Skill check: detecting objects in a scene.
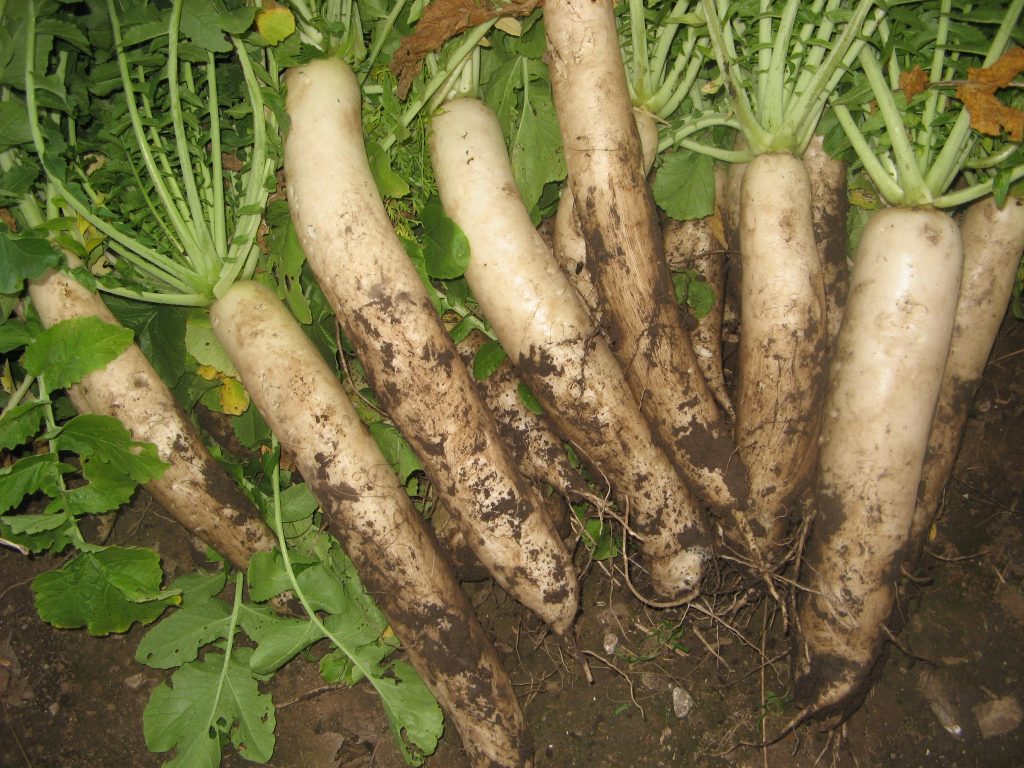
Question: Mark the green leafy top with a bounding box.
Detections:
[698,0,882,157]
[23,0,279,306]
[828,0,1024,208]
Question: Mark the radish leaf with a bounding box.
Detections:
[0,401,44,451]
[653,151,716,221]
[421,201,470,279]
[106,297,188,388]
[136,595,234,669]
[23,316,133,392]
[369,421,423,483]
[0,453,64,514]
[32,547,174,635]
[472,340,507,380]
[55,413,169,485]
[0,232,61,293]
[143,647,276,766]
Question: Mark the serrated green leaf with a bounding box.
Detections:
[653,151,716,221]
[0,401,44,451]
[368,422,422,483]
[248,615,325,674]
[23,316,133,392]
[231,402,271,449]
[247,549,293,603]
[186,316,238,377]
[144,649,275,765]
[672,269,716,319]
[0,101,33,151]
[4,510,70,534]
[55,413,169,485]
[0,452,64,514]
[32,547,172,635]
[472,340,507,380]
[180,0,233,53]
[56,457,139,516]
[377,659,443,765]
[0,232,62,293]
[136,597,233,669]
[280,482,318,524]
[296,564,349,614]
[421,202,470,279]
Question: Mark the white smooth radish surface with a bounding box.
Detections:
[431,98,711,600]
[283,57,576,632]
[210,281,533,768]
[28,269,276,569]
[796,207,962,716]
[910,195,1024,558]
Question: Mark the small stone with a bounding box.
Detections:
[48,702,60,716]
[602,632,619,655]
[124,672,147,691]
[973,695,1022,739]
[672,686,694,719]
[658,726,673,746]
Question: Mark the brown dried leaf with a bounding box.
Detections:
[956,47,1024,142]
[390,0,541,99]
[899,66,929,103]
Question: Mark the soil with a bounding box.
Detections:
[2,316,1023,768]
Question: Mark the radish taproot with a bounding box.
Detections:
[430,97,712,600]
[545,0,748,516]
[662,212,733,420]
[734,152,826,556]
[211,280,533,768]
[27,267,277,570]
[797,1,1023,715]
[908,195,1024,562]
[699,0,879,564]
[283,57,577,632]
[454,331,587,527]
[795,208,962,716]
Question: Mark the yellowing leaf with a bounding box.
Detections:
[256,4,295,46]
[196,364,220,381]
[196,365,249,415]
[218,376,250,416]
[956,47,1024,142]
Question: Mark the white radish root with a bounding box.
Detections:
[908,195,1024,562]
[283,57,577,632]
[28,268,276,569]
[544,0,749,516]
[796,207,962,719]
[211,280,533,768]
[431,98,711,601]
[734,153,827,562]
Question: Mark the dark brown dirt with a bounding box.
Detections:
[2,317,1023,768]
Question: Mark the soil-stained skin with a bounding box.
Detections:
[212,281,534,768]
[283,58,577,634]
[545,0,749,518]
[27,268,276,570]
[796,207,963,718]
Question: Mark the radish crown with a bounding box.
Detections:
[830,0,1024,208]
[24,0,278,307]
[699,0,882,157]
